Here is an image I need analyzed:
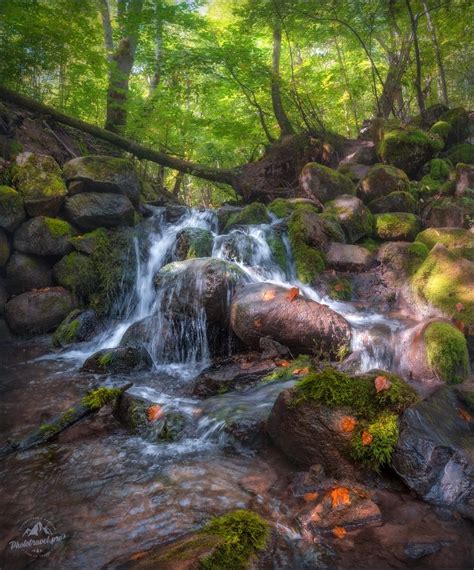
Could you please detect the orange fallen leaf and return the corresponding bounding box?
[276,360,290,367]
[293,366,310,376]
[361,430,373,446]
[303,492,319,502]
[456,302,465,312]
[254,317,262,329]
[334,282,344,292]
[262,289,276,301]
[374,375,392,393]
[330,487,351,508]
[458,408,473,422]
[332,526,347,539]
[286,287,300,302]
[147,405,164,422]
[340,416,357,433]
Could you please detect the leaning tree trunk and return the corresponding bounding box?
[405,0,425,116]
[271,24,294,138]
[422,0,448,105]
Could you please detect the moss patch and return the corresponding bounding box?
[223,203,270,232]
[39,407,77,436]
[416,228,474,261]
[351,411,399,469]
[328,277,352,301]
[268,198,319,219]
[54,252,100,299]
[201,510,270,569]
[43,217,74,239]
[263,355,314,382]
[374,212,421,241]
[52,313,81,348]
[424,322,469,384]
[439,107,469,145]
[288,210,327,283]
[445,143,474,165]
[429,120,450,140]
[266,231,288,273]
[81,387,122,411]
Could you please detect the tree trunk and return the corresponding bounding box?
[422,0,448,105]
[405,0,425,116]
[271,24,294,138]
[100,0,114,63]
[378,35,412,119]
[149,0,163,96]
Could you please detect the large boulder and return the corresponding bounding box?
[326,242,374,272]
[69,227,108,255]
[64,192,135,230]
[173,227,214,260]
[323,194,373,243]
[53,252,99,299]
[423,197,472,229]
[300,162,356,204]
[374,212,422,241]
[230,283,352,357]
[359,164,410,203]
[368,191,416,214]
[63,156,141,205]
[6,252,52,294]
[5,287,76,335]
[13,216,75,257]
[438,107,470,146]
[377,241,429,285]
[52,308,102,347]
[445,143,474,165]
[82,346,153,374]
[267,197,320,219]
[416,227,474,261]
[0,229,10,268]
[392,387,474,520]
[0,185,25,232]
[11,152,66,216]
[378,128,443,177]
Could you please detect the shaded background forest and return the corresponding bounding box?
[1,0,473,204]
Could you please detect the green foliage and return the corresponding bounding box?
[201,510,270,569]
[81,387,122,411]
[424,322,469,384]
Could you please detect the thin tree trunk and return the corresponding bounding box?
[172,171,183,197]
[100,0,114,62]
[149,1,163,95]
[422,0,448,105]
[271,24,294,138]
[405,0,425,116]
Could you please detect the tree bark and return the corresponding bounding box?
[149,0,163,95]
[271,24,294,138]
[405,0,425,116]
[100,0,114,63]
[422,0,448,105]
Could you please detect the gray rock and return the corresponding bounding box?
[82,346,153,374]
[14,216,75,256]
[65,192,135,230]
[326,242,374,272]
[6,252,52,295]
[323,194,373,243]
[0,185,25,232]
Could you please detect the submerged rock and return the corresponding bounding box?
[300,162,356,204]
[392,387,474,520]
[0,185,25,232]
[6,252,52,294]
[5,287,76,335]
[14,216,75,257]
[65,192,135,230]
[230,282,351,357]
[82,346,153,374]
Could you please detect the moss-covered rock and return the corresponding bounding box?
[223,202,270,232]
[445,143,474,165]
[64,191,135,231]
[69,227,108,255]
[455,163,474,198]
[424,196,473,229]
[328,277,352,301]
[174,227,213,260]
[52,308,101,347]
[416,227,474,261]
[368,191,417,214]
[424,322,469,384]
[266,228,288,274]
[438,107,470,146]
[0,228,10,268]
[14,216,75,257]
[418,158,453,197]
[326,242,374,272]
[378,128,443,177]
[53,252,100,299]
[374,212,421,241]
[0,185,25,232]
[11,152,66,216]
[429,120,450,140]
[359,164,409,203]
[82,346,153,374]
[300,162,356,203]
[377,241,429,284]
[287,209,327,283]
[323,195,373,243]
[6,252,52,294]
[267,197,320,218]
[411,244,474,324]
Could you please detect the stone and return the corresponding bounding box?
[222,202,270,232]
[0,277,7,315]
[173,227,213,260]
[300,162,356,204]
[53,252,99,299]
[52,308,102,347]
[455,163,474,197]
[0,228,10,268]
[377,241,428,285]
[326,242,374,272]
[6,252,52,295]
[82,346,153,374]
[64,192,135,230]
[13,216,75,257]
[368,191,417,214]
[438,107,470,146]
[374,213,422,241]
[0,185,25,232]
[359,164,410,203]
[69,227,109,255]
[323,194,373,243]
[424,197,472,229]
[416,227,474,261]
[5,287,76,335]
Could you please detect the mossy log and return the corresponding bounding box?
[0,383,132,459]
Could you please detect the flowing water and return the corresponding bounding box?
[2,207,471,568]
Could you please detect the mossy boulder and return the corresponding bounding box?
[14,216,75,257]
[300,162,356,203]
[323,195,373,243]
[416,227,474,261]
[419,158,452,197]
[359,164,409,203]
[5,287,76,336]
[6,252,52,295]
[424,322,469,384]
[11,152,66,216]
[63,155,141,205]
[223,202,270,232]
[411,243,474,324]
[438,107,470,146]
[429,120,450,140]
[266,228,288,274]
[69,227,109,255]
[82,346,153,374]
[267,367,417,473]
[424,196,473,229]
[378,128,443,177]
[173,227,213,260]
[267,197,320,218]
[455,163,474,198]
[52,308,101,348]
[0,229,10,268]
[53,252,100,299]
[64,192,135,231]
[377,241,429,285]
[368,191,417,214]
[445,143,474,165]
[374,212,421,241]
[0,185,25,232]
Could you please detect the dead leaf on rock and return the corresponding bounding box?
[332,526,347,539]
[262,289,276,301]
[458,407,473,422]
[374,375,392,393]
[286,287,300,302]
[330,487,351,508]
[293,366,310,376]
[147,404,164,422]
[340,416,357,433]
[361,430,373,446]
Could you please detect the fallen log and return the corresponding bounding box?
[0,383,132,459]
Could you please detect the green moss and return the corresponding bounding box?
[176,228,213,260]
[445,143,474,165]
[81,387,122,411]
[12,153,66,200]
[424,322,469,384]
[323,199,374,242]
[200,510,270,569]
[427,158,451,180]
[288,210,326,283]
[70,227,109,255]
[429,120,450,139]
[351,411,399,470]
[52,316,80,348]
[303,162,356,201]
[268,198,319,219]
[98,351,113,368]
[223,203,270,232]
[39,407,77,436]
[328,277,352,301]
[374,212,420,241]
[263,355,314,382]
[439,107,469,145]
[416,228,474,261]
[266,231,288,273]
[53,252,100,299]
[358,237,380,253]
[43,217,74,239]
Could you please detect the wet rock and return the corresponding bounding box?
[403,541,442,560]
[163,204,189,223]
[268,197,321,219]
[359,164,410,203]
[65,192,135,230]
[455,163,474,197]
[259,335,289,359]
[192,355,276,398]
[223,202,270,232]
[368,191,417,214]
[14,216,75,257]
[63,155,141,205]
[0,228,10,268]
[173,227,213,261]
[392,387,474,520]
[11,152,66,216]
[4,286,76,335]
[326,243,374,272]
[53,252,99,299]
[230,283,352,357]
[323,195,373,243]
[300,162,356,204]
[416,227,474,261]
[0,185,25,232]
[69,227,108,255]
[82,346,153,374]
[216,204,242,231]
[6,252,52,294]
[374,212,421,241]
[52,308,102,347]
